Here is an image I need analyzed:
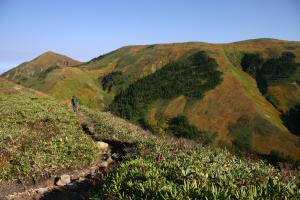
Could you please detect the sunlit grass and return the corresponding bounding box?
[0,81,97,182]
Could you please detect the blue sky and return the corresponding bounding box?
[0,0,299,73]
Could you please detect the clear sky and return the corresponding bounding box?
[0,0,299,73]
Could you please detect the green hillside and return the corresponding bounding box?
[2,39,300,160]
[81,107,300,199]
[0,78,97,182]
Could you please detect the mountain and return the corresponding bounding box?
[2,51,81,89]
[2,51,107,108]
[2,38,300,160]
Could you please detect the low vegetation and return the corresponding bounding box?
[0,81,97,182]
[80,108,300,199]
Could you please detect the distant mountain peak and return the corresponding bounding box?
[33,51,80,64]
[1,51,82,80]
[40,50,58,56]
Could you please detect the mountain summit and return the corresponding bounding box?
[2,51,81,86]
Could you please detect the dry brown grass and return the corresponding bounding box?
[187,71,256,139]
[27,51,81,67]
[253,131,300,160]
[164,96,186,118]
[3,51,81,81]
[268,85,300,112]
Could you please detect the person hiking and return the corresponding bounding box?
[71,96,79,112]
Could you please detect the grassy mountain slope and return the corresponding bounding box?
[0,78,97,182]
[91,39,300,159]
[81,107,300,199]
[2,39,300,159]
[35,67,107,109]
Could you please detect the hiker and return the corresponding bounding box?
[71,96,79,112]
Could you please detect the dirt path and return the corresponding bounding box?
[2,111,137,200]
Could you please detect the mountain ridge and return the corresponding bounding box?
[2,38,300,160]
